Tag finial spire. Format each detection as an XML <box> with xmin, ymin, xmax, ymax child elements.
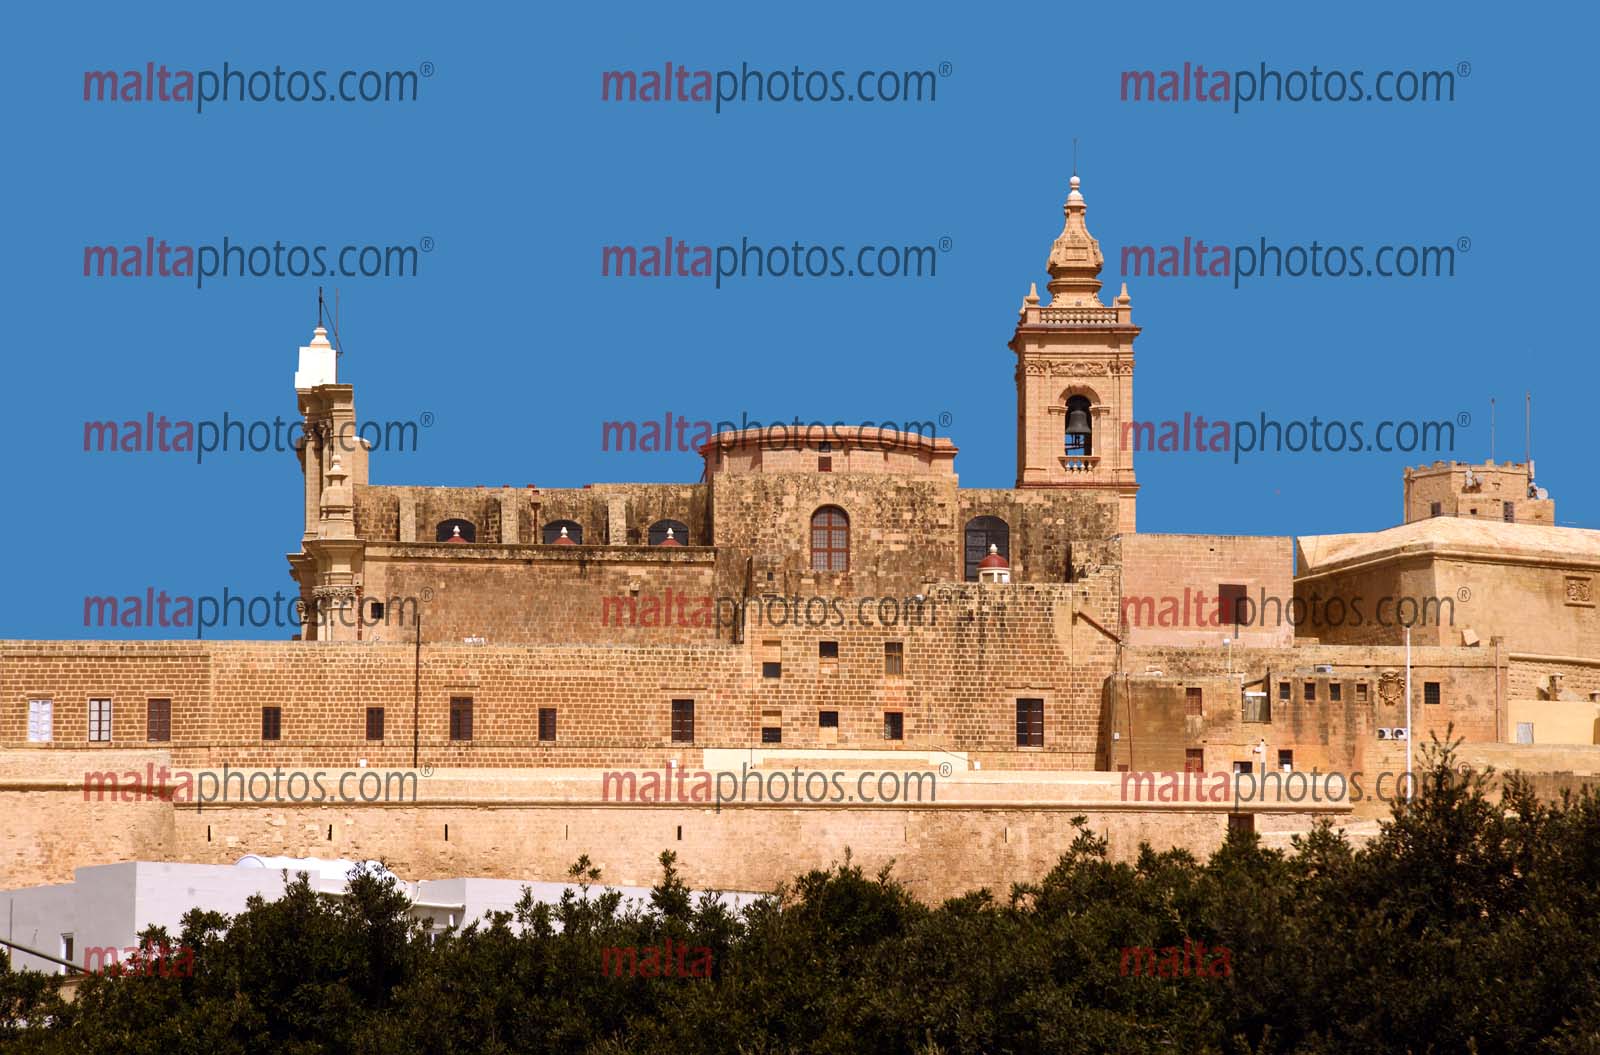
<box><xmin>1045</xmin><ymin>172</ymin><xmax>1104</xmax><ymax>305</ymax></box>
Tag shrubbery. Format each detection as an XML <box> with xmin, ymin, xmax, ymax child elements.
<box><xmin>4</xmin><ymin>739</ymin><xmax>1598</xmax><ymax>1054</ymax></box>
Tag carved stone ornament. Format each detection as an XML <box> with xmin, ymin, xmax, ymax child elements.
<box><xmin>1050</xmin><ymin>360</ymin><xmax>1108</xmax><ymax>376</ymax></box>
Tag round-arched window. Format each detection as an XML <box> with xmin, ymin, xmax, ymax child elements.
<box><xmin>810</xmin><ymin>506</ymin><xmax>849</xmax><ymax>571</ymax></box>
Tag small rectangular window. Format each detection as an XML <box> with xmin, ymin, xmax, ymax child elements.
<box><xmin>1329</xmin><ymin>682</ymin><xmax>1342</xmax><ymax>702</ymax></box>
<box><xmin>1278</xmin><ymin>750</ymin><xmax>1293</xmax><ymax>771</ymax></box>
<box><xmin>818</xmin><ymin>710</ymin><xmax>839</xmax><ymax>728</ymax></box>
<box><xmin>1228</xmin><ymin>813</ymin><xmax>1255</xmax><ymax>836</ymax></box>
<box><xmin>366</xmin><ymin>707</ymin><xmax>385</xmax><ymax>741</ymax></box>
<box><xmin>1424</xmin><ymin>681</ymin><xmax>1441</xmax><ymax>706</ymax></box>
<box><xmin>883</xmin><ymin>712</ymin><xmax>904</xmax><ymax>741</ymax></box>
<box><xmin>1430</xmin><ymin>501</ymin><xmax>1442</xmax><ymax>517</ymax></box>
<box><xmin>1516</xmin><ymin>721</ymin><xmax>1534</xmax><ymax>744</ymax></box>
<box><xmin>369</xmin><ymin>600</ymin><xmax>385</xmax><ymax>622</ymax></box>
<box><xmin>146</xmin><ymin>699</ymin><xmax>171</xmax><ymax>742</ymax></box>
<box><xmin>261</xmin><ymin>707</ymin><xmax>282</xmax><ymax>741</ymax></box>
<box><xmin>1503</xmin><ymin>501</ymin><xmax>1515</xmax><ymax>523</ymax></box>
<box><xmin>1233</xmin><ymin>760</ymin><xmax>1253</xmax><ymax>775</ymax></box>
<box><xmin>884</xmin><ymin>642</ymin><xmax>904</xmax><ymax>676</ymax></box>
<box><xmin>671</xmin><ymin>699</ymin><xmax>695</xmax><ymax>743</ymax></box>
<box><xmin>761</xmin><ymin>726</ymin><xmax>782</xmax><ymax>744</ymax></box>
<box><xmin>1356</xmin><ymin>682</ymin><xmax>1370</xmax><ymax>702</ymax></box>
<box><xmin>1304</xmin><ymin>681</ymin><xmax>1317</xmax><ymax>702</ymax></box>
<box><xmin>538</xmin><ymin>708</ymin><xmax>557</xmax><ymax>742</ymax></box>
<box><xmin>1016</xmin><ymin>698</ymin><xmax>1044</xmax><ymax>747</ymax></box>
<box><xmin>762</xmin><ymin>661</ymin><xmax>782</xmax><ymax>679</ymax></box>
<box><xmin>449</xmin><ymin>697</ymin><xmax>473</xmax><ymax>741</ymax></box>
<box><xmin>1217</xmin><ymin>583</ymin><xmax>1247</xmax><ymax>626</ymax></box>
<box><xmin>28</xmin><ymin>699</ymin><xmax>53</xmax><ymax>743</ymax></box>
<box><xmin>1278</xmin><ymin>681</ymin><xmax>1291</xmax><ymax>701</ymax></box>
<box><xmin>60</xmin><ymin>935</ymin><xmax>74</xmax><ymax>975</ymax></box>
<box><xmin>819</xmin><ymin>641</ymin><xmax>839</xmax><ymax>659</ymax></box>
<box><xmin>88</xmin><ymin>698</ymin><xmax>112</xmax><ymax>742</ymax></box>
<box><xmin>1184</xmin><ymin>748</ymin><xmax>1204</xmax><ymax>773</ymax></box>
<box><xmin>1184</xmin><ymin>687</ymin><xmax>1202</xmax><ymax>717</ymax></box>
<box><xmin>818</xmin><ymin>456</ymin><xmax>833</xmax><ymax>473</ymax></box>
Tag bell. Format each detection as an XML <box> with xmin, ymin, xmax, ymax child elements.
<box><xmin>1065</xmin><ymin>407</ymin><xmax>1092</xmax><ymax>436</ymax></box>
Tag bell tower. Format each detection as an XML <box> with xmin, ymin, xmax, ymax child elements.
<box><xmin>288</xmin><ymin>324</ymin><xmax>371</xmax><ymax>641</ymax></box>
<box><xmin>1009</xmin><ymin>174</ymin><xmax>1139</xmax><ymax>533</ymax></box>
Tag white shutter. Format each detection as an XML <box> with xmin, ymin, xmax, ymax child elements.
<box><xmin>28</xmin><ymin>699</ymin><xmax>52</xmax><ymax>742</ymax></box>
<box><xmin>89</xmin><ymin>698</ymin><xmax>111</xmax><ymax>742</ymax></box>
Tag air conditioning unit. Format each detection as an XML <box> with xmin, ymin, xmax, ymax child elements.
<box><xmin>1315</xmin><ymin>664</ymin><xmax>1334</xmax><ymax>674</ymax></box>
<box><xmin>1393</xmin><ymin>727</ymin><xmax>1409</xmax><ymax>741</ymax></box>
<box><xmin>1376</xmin><ymin>728</ymin><xmax>1392</xmax><ymax>740</ymax></box>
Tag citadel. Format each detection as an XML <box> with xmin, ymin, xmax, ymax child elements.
<box><xmin>4</xmin><ymin>175</ymin><xmax>1598</xmax><ymax>905</ymax></box>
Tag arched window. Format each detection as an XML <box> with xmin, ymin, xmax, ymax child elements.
<box><xmin>1064</xmin><ymin>394</ymin><xmax>1093</xmax><ymax>460</ymax></box>
<box><xmin>436</xmin><ymin>518</ymin><xmax>476</xmax><ymax>543</ymax></box>
<box><xmin>964</xmin><ymin>516</ymin><xmax>1010</xmax><ymax>581</ymax></box>
<box><xmin>648</xmin><ymin>519</ymin><xmax>690</xmax><ymax>546</ymax></box>
<box><xmin>542</xmin><ymin>520</ymin><xmax>584</xmax><ymax>545</ymax></box>
<box><xmin>810</xmin><ymin>506</ymin><xmax>849</xmax><ymax>572</ymax></box>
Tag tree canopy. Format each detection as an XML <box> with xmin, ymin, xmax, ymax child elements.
<box><xmin>4</xmin><ymin>740</ymin><xmax>1597</xmax><ymax>1054</ymax></box>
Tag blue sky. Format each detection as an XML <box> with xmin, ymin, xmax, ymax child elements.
<box><xmin>4</xmin><ymin>0</ymin><xmax>1594</xmax><ymax>639</ymax></box>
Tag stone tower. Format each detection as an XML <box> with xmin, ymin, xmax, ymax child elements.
<box><xmin>287</xmin><ymin>325</ymin><xmax>369</xmax><ymax>641</ymax></box>
<box><xmin>1009</xmin><ymin>175</ymin><xmax>1139</xmax><ymax>533</ymax></box>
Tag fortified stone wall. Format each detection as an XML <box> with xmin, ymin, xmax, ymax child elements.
<box><xmin>1426</xmin><ymin>557</ymin><xmax>1599</xmax><ymax>658</ymax></box>
<box><xmin>1291</xmin><ymin>554</ymin><xmax>1444</xmax><ymax>647</ymax></box>
<box><xmin>2</xmin><ymin>581</ymin><xmax>1118</xmax><ymax>771</ymax></box>
<box><xmin>0</xmin><ymin>750</ymin><xmax>175</xmax><ymax>888</ymax></box>
<box><xmin>1293</xmin><ymin>524</ymin><xmax>1599</xmax><ymax>655</ymax></box>
<box><xmin>1</xmin><ymin>753</ymin><xmax>1346</xmax><ymax>901</ymax></box>
<box><xmin>360</xmin><ymin>544</ymin><xmax>722</xmax><ymax>646</ymax></box>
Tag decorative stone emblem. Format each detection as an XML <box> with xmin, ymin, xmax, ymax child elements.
<box><xmin>1050</xmin><ymin>360</ymin><xmax>1108</xmax><ymax>376</ymax></box>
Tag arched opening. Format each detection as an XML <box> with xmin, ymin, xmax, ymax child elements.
<box><xmin>1064</xmin><ymin>394</ymin><xmax>1093</xmax><ymax>461</ymax></box>
<box><xmin>542</xmin><ymin>520</ymin><xmax>584</xmax><ymax>545</ymax></box>
<box><xmin>648</xmin><ymin>519</ymin><xmax>690</xmax><ymax>546</ymax></box>
<box><xmin>810</xmin><ymin>506</ymin><xmax>850</xmax><ymax>572</ymax></box>
<box><xmin>964</xmin><ymin>516</ymin><xmax>1010</xmax><ymax>582</ymax></box>
<box><xmin>436</xmin><ymin>518</ymin><xmax>476</xmax><ymax>543</ymax></box>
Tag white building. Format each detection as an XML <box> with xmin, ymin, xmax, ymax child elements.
<box><xmin>2</xmin><ymin>857</ymin><xmax>765</xmax><ymax>975</ymax></box>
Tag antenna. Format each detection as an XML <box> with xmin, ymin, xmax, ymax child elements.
<box><xmin>1526</xmin><ymin>390</ymin><xmax>1535</xmax><ymax>490</ymax></box>
<box><xmin>1489</xmin><ymin>398</ymin><xmax>1495</xmax><ymax>463</ymax></box>
<box><xmin>1525</xmin><ymin>391</ymin><xmax>1532</xmax><ymax>466</ymax></box>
